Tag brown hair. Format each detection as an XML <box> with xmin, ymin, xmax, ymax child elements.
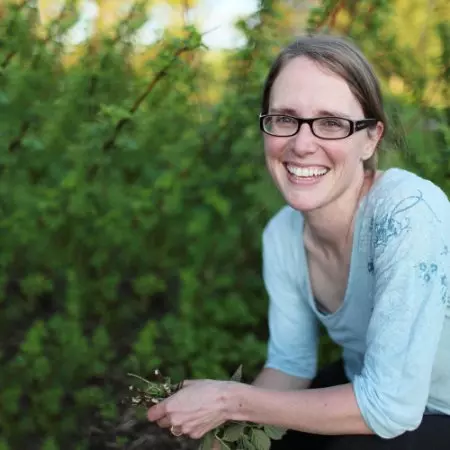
<box><xmin>261</xmin><ymin>35</ymin><xmax>387</xmax><ymax>171</ymax></box>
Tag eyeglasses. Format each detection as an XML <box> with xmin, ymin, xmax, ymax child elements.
<box><xmin>259</xmin><ymin>114</ymin><xmax>377</xmax><ymax>140</ymax></box>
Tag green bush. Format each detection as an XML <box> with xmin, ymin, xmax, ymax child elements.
<box><xmin>0</xmin><ymin>1</ymin><xmax>448</xmax><ymax>448</ymax></box>
<box><xmin>0</xmin><ymin>3</ymin><xmax>280</xmax><ymax>448</ymax></box>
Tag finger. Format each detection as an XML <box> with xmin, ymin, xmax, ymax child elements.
<box><xmin>178</xmin><ymin>416</ymin><xmax>221</xmax><ymax>441</ymax></box>
<box><xmin>157</xmin><ymin>416</ymin><xmax>171</xmax><ymax>428</ymax></box>
<box><xmin>147</xmin><ymin>402</ymin><xmax>166</xmax><ymax>422</ymax></box>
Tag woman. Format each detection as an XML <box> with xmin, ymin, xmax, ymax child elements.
<box><xmin>147</xmin><ymin>35</ymin><xmax>450</xmax><ymax>449</ymax></box>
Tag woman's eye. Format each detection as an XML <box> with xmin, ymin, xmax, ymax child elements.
<box><xmin>322</xmin><ymin>120</ymin><xmax>342</xmax><ymax>128</ymax></box>
<box><xmin>275</xmin><ymin>116</ymin><xmax>295</xmax><ymax>124</ymax></box>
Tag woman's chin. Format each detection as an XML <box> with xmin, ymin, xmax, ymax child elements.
<box><xmin>285</xmin><ymin>196</ymin><xmax>323</xmax><ymax>213</ymax></box>
<box><xmin>270</xmin><ymin>168</ymin><xmax>332</xmax><ymax>212</ymax></box>
<box><xmin>280</xmin><ymin>184</ymin><xmax>328</xmax><ymax>213</ymax></box>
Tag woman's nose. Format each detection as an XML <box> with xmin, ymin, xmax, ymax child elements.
<box><xmin>291</xmin><ymin>123</ymin><xmax>318</xmax><ymax>156</ymax></box>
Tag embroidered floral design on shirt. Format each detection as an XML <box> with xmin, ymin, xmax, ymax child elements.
<box><xmin>368</xmin><ymin>191</ymin><xmax>441</xmax><ymax>277</ymax></box>
<box><xmin>370</xmin><ymin>191</ymin><xmax>436</xmax><ymax>252</ymax></box>
<box><xmin>418</xmin><ymin>262</ymin><xmax>438</xmax><ymax>283</ymax></box>
<box><xmin>441</xmin><ymin>275</ymin><xmax>449</xmax><ymax>308</ymax></box>
<box><xmin>439</xmin><ymin>249</ymin><xmax>450</xmax><ymax>309</ymax></box>
<box><xmin>370</xmin><ymin>213</ymin><xmax>409</xmax><ymax>249</ymax></box>
<box><xmin>416</xmin><ymin>262</ymin><xmax>449</xmax><ymax>307</ymax></box>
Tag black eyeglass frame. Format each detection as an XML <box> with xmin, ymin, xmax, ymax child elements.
<box><xmin>259</xmin><ymin>113</ymin><xmax>378</xmax><ymax>140</ymax></box>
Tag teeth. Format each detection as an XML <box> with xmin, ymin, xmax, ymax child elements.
<box><xmin>286</xmin><ymin>165</ymin><xmax>328</xmax><ymax>177</ymax></box>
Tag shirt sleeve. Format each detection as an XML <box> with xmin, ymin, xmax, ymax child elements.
<box><xmin>353</xmin><ymin>187</ymin><xmax>450</xmax><ymax>439</ymax></box>
<box><xmin>262</xmin><ymin>215</ymin><xmax>319</xmax><ymax>380</ymax></box>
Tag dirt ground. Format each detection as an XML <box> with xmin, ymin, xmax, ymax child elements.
<box><xmin>88</xmin><ymin>409</ymin><xmax>199</xmax><ymax>450</ymax></box>
<box><xmin>119</xmin><ymin>423</ymin><xmax>198</xmax><ymax>450</ymax></box>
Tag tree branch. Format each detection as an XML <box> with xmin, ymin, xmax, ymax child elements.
<box><xmin>329</xmin><ymin>0</ymin><xmax>345</xmax><ymax>28</ymax></box>
<box><xmin>343</xmin><ymin>1</ymin><xmax>359</xmax><ymax>35</ymax></box>
<box><xmin>102</xmin><ymin>44</ymin><xmax>192</xmax><ymax>152</ymax></box>
<box><xmin>313</xmin><ymin>0</ymin><xmax>345</xmax><ymax>32</ymax></box>
<box><xmin>8</xmin><ymin>121</ymin><xmax>30</xmax><ymax>152</ymax></box>
<box><xmin>1</xmin><ymin>50</ymin><xmax>16</xmax><ymax>69</ymax></box>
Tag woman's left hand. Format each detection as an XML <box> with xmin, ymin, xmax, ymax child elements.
<box><xmin>147</xmin><ymin>379</ymin><xmax>234</xmax><ymax>440</ymax></box>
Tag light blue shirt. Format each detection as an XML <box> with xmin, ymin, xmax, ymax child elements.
<box><xmin>262</xmin><ymin>168</ymin><xmax>450</xmax><ymax>439</ymax></box>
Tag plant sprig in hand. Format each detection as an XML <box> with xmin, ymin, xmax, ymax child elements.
<box><xmin>125</xmin><ymin>365</ymin><xmax>286</xmax><ymax>450</ymax></box>
<box><xmin>126</xmin><ymin>369</ymin><xmax>184</xmax><ymax>407</ymax></box>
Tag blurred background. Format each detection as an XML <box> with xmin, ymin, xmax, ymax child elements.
<box><xmin>0</xmin><ymin>0</ymin><xmax>448</xmax><ymax>449</ymax></box>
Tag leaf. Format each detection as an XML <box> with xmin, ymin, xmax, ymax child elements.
<box><xmin>199</xmin><ymin>431</ymin><xmax>215</xmax><ymax>450</ymax></box>
<box><xmin>263</xmin><ymin>425</ymin><xmax>286</xmax><ymax>440</ymax></box>
<box><xmin>222</xmin><ymin>423</ymin><xmax>246</xmax><ymax>442</ymax></box>
<box><xmin>230</xmin><ymin>365</ymin><xmax>243</xmax><ymax>382</ymax></box>
<box><xmin>242</xmin><ymin>435</ymin><xmax>257</xmax><ymax>450</ymax></box>
<box><xmin>100</xmin><ymin>104</ymin><xmax>132</xmax><ymax>123</ymax></box>
<box><xmin>250</xmin><ymin>429</ymin><xmax>271</xmax><ymax>450</ymax></box>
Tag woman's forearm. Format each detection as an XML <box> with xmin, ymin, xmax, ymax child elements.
<box><xmin>251</xmin><ymin>367</ymin><xmax>312</xmax><ymax>391</ymax></box>
<box><xmin>225</xmin><ymin>382</ymin><xmax>373</xmax><ymax>436</ymax></box>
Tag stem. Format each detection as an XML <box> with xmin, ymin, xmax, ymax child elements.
<box><xmin>127</xmin><ymin>372</ymin><xmax>153</xmax><ymax>386</ymax></box>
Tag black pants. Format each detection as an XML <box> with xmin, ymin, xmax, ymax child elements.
<box><xmin>270</xmin><ymin>360</ymin><xmax>450</xmax><ymax>450</ymax></box>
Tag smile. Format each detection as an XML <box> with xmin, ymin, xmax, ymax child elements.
<box><xmin>285</xmin><ymin>164</ymin><xmax>329</xmax><ymax>178</ymax></box>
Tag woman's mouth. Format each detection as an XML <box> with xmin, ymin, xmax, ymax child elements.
<box><xmin>284</xmin><ymin>163</ymin><xmax>329</xmax><ymax>183</ymax></box>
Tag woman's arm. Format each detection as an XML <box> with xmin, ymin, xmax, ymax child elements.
<box><xmin>350</xmin><ymin>188</ymin><xmax>450</xmax><ymax>439</ymax></box>
<box><xmin>146</xmin><ymin>377</ymin><xmax>371</xmax><ymax>439</ymax></box>
<box><xmin>224</xmin><ymin>381</ymin><xmax>373</xmax><ymax>435</ymax></box>
<box><xmin>261</xmin><ymin>210</ymin><xmax>320</xmax><ymax>383</ymax></box>
<box><xmin>230</xmin><ymin>186</ymin><xmax>450</xmax><ymax>438</ymax></box>
<box><xmin>252</xmin><ymin>367</ymin><xmax>311</xmax><ymax>391</ymax></box>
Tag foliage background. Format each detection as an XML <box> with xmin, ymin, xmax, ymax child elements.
<box><xmin>0</xmin><ymin>0</ymin><xmax>448</xmax><ymax>449</ymax></box>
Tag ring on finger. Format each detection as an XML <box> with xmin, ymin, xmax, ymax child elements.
<box><xmin>171</xmin><ymin>425</ymin><xmax>183</xmax><ymax>437</ymax></box>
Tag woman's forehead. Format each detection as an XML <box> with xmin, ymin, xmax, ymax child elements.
<box><xmin>270</xmin><ymin>57</ymin><xmax>361</xmax><ymax>115</ymax></box>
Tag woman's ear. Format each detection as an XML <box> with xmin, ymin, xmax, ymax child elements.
<box><xmin>362</xmin><ymin>121</ymin><xmax>384</xmax><ymax>160</ymax></box>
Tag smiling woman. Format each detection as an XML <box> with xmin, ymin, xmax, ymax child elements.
<box><xmin>261</xmin><ymin>51</ymin><xmax>384</xmax><ymax>214</ymax></box>
<box><xmin>147</xmin><ymin>34</ymin><xmax>450</xmax><ymax>450</ymax></box>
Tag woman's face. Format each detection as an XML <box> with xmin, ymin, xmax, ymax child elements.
<box><xmin>263</xmin><ymin>56</ymin><xmax>383</xmax><ymax>213</ymax></box>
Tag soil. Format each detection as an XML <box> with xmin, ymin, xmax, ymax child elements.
<box><xmin>88</xmin><ymin>408</ymin><xmax>199</xmax><ymax>450</ymax></box>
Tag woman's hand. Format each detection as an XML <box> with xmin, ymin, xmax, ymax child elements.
<box><xmin>147</xmin><ymin>379</ymin><xmax>234</xmax><ymax>440</ymax></box>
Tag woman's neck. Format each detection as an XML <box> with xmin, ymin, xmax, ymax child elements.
<box><xmin>303</xmin><ymin>170</ymin><xmax>376</xmax><ymax>258</ymax></box>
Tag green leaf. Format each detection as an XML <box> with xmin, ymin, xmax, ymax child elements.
<box><xmin>222</xmin><ymin>423</ymin><xmax>246</xmax><ymax>442</ymax></box>
<box><xmin>0</xmin><ymin>91</ymin><xmax>9</xmax><ymax>105</ymax></box>
<box><xmin>199</xmin><ymin>431</ymin><xmax>215</xmax><ymax>450</ymax></box>
<box><xmin>263</xmin><ymin>425</ymin><xmax>286</xmax><ymax>440</ymax></box>
<box><xmin>242</xmin><ymin>435</ymin><xmax>257</xmax><ymax>450</ymax></box>
<box><xmin>99</xmin><ymin>103</ymin><xmax>132</xmax><ymax>123</ymax></box>
<box><xmin>230</xmin><ymin>365</ymin><xmax>243</xmax><ymax>382</ymax></box>
<box><xmin>250</xmin><ymin>429</ymin><xmax>271</xmax><ymax>450</ymax></box>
